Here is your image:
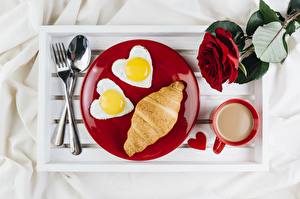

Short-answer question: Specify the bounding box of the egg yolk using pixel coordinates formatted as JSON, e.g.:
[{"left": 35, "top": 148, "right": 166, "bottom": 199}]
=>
[
  {"left": 99, "top": 89, "right": 125, "bottom": 115},
  {"left": 125, "top": 57, "right": 150, "bottom": 82}
]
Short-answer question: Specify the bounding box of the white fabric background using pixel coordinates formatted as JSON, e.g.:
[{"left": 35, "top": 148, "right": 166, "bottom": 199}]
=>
[{"left": 1, "top": 0, "right": 300, "bottom": 198}]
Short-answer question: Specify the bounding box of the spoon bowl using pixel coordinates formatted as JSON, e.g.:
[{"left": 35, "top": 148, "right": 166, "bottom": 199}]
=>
[{"left": 67, "top": 35, "right": 91, "bottom": 72}]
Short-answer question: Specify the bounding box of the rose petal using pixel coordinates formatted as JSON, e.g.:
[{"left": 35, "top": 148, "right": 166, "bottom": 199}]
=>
[
  {"left": 228, "top": 62, "right": 239, "bottom": 83},
  {"left": 216, "top": 28, "right": 240, "bottom": 68},
  {"left": 215, "top": 39, "right": 229, "bottom": 65}
]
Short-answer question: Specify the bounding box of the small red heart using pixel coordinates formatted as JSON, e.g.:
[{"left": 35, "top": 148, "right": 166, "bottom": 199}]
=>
[{"left": 188, "top": 131, "right": 206, "bottom": 150}]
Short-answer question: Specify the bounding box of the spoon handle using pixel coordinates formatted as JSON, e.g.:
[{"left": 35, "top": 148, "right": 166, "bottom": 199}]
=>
[
  {"left": 54, "top": 106, "right": 66, "bottom": 146},
  {"left": 54, "top": 73, "right": 77, "bottom": 146},
  {"left": 63, "top": 78, "right": 81, "bottom": 155}
]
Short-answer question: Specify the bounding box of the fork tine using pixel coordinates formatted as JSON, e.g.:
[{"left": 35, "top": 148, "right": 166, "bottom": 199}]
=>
[
  {"left": 58, "top": 43, "right": 68, "bottom": 68},
  {"left": 51, "top": 44, "right": 59, "bottom": 65},
  {"left": 61, "top": 43, "right": 69, "bottom": 67},
  {"left": 58, "top": 43, "right": 65, "bottom": 61},
  {"left": 61, "top": 43, "right": 68, "bottom": 63},
  {"left": 55, "top": 43, "right": 63, "bottom": 68}
]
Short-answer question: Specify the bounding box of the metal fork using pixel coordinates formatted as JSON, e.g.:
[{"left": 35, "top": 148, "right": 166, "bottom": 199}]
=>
[{"left": 51, "top": 43, "right": 82, "bottom": 155}]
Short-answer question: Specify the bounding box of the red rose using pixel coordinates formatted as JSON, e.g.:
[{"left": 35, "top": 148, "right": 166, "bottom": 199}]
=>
[{"left": 197, "top": 28, "right": 239, "bottom": 92}]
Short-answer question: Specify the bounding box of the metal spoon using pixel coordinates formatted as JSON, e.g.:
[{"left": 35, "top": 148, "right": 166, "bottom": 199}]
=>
[{"left": 54, "top": 35, "right": 91, "bottom": 155}]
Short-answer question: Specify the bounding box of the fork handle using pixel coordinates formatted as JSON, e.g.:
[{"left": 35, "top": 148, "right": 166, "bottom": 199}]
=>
[
  {"left": 63, "top": 82, "right": 82, "bottom": 155},
  {"left": 54, "top": 74, "right": 77, "bottom": 146},
  {"left": 54, "top": 107, "right": 66, "bottom": 146}
]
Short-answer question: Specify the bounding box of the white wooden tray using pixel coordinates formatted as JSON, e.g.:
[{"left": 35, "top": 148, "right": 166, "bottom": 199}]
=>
[{"left": 38, "top": 25, "right": 269, "bottom": 172}]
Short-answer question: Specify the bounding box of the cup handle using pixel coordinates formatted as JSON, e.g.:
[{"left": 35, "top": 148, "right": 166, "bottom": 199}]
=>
[{"left": 213, "top": 137, "right": 225, "bottom": 154}]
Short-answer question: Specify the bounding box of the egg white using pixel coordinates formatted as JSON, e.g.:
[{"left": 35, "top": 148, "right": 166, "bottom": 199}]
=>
[
  {"left": 90, "top": 78, "right": 134, "bottom": 120},
  {"left": 111, "top": 45, "right": 153, "bottom": 88}
]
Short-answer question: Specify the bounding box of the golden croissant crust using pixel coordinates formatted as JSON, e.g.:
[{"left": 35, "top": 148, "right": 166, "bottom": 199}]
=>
[{"left": 124, "top": 81, "right": 185, "bottom": 157}]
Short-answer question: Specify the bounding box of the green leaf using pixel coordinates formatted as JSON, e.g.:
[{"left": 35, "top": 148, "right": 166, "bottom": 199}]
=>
[
  {"left": 281, "top": 33, "right": 289, "bottom": 63},
  {"left": 246, "top": 9, "right": 285, "bottom": 36},
  {"left": 235, "top": 53, "right": 269, "bottom": 84},
  {"left": 287, "top": 0, "right": 300, "bottom": 15},
  {"left": 206, "top": 20, "right": 245, "bottom": 51},
  {"left": 253, "top": 21, "right": 287, "bottom": 63},
  {"left": 286, "top": 18, "right": 300, "bottom": 35},
  {"left": 238, "top": 62, "right": 248, "bottom": 77},
  {"left": 276, "top": 12, "right": 286, "bottom": 22},
  {"left": 283, "top": 34, "right": 288, "bottom": 53},
  {"left": 246, "top": 11, "right": 265, "bottom": 35},
  {"left": 286, "top": 21, "right": 297, "bottom": 34},
  {"left": 259, "top": 0, "right": 280, "bottom": 23}
]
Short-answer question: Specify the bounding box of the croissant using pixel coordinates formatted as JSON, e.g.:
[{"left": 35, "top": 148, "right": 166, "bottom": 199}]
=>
[{"left": 124, "top": 81, "right": 185, "bottom": 157}]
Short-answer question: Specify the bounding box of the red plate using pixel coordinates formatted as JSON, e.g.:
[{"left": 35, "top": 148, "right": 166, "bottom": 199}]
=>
[{"left": 80, "top": 40, "right": 200, "bottom": 160}]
